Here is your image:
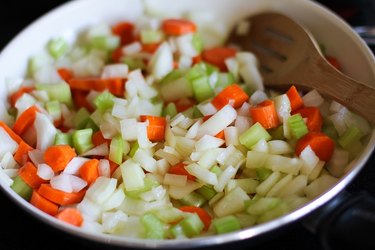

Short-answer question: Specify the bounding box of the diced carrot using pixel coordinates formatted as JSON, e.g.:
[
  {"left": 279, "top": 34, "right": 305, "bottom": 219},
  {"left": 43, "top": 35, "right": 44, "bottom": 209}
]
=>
[
  {"left": 68, "top": 78, "right": 125, "bottom": 97},
  {"left": 211, "top": 84, "right": 248, "bottom": 110},
  {"left": 107, "top": 157, "right": 120, "bottom": 177},
  {"left": 71, "top": 89, "right": 94, "bottom": 112},
  {"left": 18, "top": 162, "right": 48, "bottom": 189},
  {"left": 14, "top": 141, "right": 33, "bottom": 165},
  {"left": 215, "top": 130, "right": 225, "bottom": 140},
  {"left": 293, "top": 107, "right": 323, "bottom": 132},
  {"left": 0, "top": 121, "right": 24, "bottom": 144},
  {"left": 142, "top": 43, "right": 160, "bottom": 54},
  {"left": 111, "top": 21, "right": 135, "bottom": 45},
  {"left": 92, "top": 130, "right": 109, "bottom": 147},
  {"left": 55, "top": 208, "right": 84, "bottom": 227},
  {"left": 295, "top": 132, "right": 335, "bottom": 162},
  {"left": 44, "top": 145, "right": 77, "bottom": 172},
  {"left": 179, "top": 206, "right": 212, "bottom": 230},
  {"left": 13, "top": 105, "right": 39, "bottom": 136},
  {"left": 286, "top": 85, "right": 304, "bottom": 112},
  {"left": 162, "top": 19, "right": 196, "bottom": 36},
  {"left": 111, "top": 47, "right": 124, "bottom": 63},
  {"left": 168, "top": 162, "right": 196, "bottom": 181},
  {"left": 192, "top": 55, "right": 202, "bottom": 65},
  {"left": 139, "top": 115, "right": 167, "bottom": 142},
  {"left": 250, "top": 99, "right": 280, "bottom": 129},
  {"left": 79, "top": 159, "right": 99, "bottom": 185},
  {"left": 173, "top": 98, "right": 196, "bottom": 112},
  {"left": 202, "top": 47, "right": 237, "bottom": 71},
  {"left": 326, "top": 56, "right": 341, "bottom": 71},
  {"left": 9, "top": 86, "right": 34, "bottom": 107},
  {"left": 57, "top": 68, "right": 74, "bottom": 82},
  {"left": 38, "top": 184, "right": 86, "bottom": 206},
  {"left": 30, "top": 190, "right": 59, "bottom": 216}
]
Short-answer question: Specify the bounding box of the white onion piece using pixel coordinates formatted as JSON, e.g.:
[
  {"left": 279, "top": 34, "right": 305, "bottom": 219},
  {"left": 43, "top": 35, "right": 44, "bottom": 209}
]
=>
[
  {"left": 305, "top": 175, "right": 338, "bottom": 199},
  {"left": 185, "top": 119, "right": 202, "bottom": 139},
  {"left": 302, "top": 89, "right": 324, "bottom": 107},
  {"left": 237, "top": 102, "right": 251, "bottom": 117},
  {"left": 186, "top": 163, "right": 218, "bottom": 186},
  {"left": 224, "top": 126, "right": 239, "bottom": 146},
  {"left": 140, "top": 185, "right": 166, "bottom": 202},
  {"left": 0, "top": 127, "right": 18, "bottom": 158},
  {"left": 1, "top": 152, "right": 18, "bottom": 169},
  {"left": 98, "top": 159, "right": 111, "bottom": 177},
  {"left": 64, "top": 157, "right": 89, "bottom": 175},
  {"left": 197, "top": 104, "right": 237, "bottom": 138},
  {"left": 197, "top": 102, "right": 217, "bottom": 116},
  {"left": 81, "top": 143, "right": 109, "bottom": 157},
  {"left": 35, "top": 112, "right": 57, "bottom": 151},
  {"left": 250, "top": 90, "right": 268, "bottom": 105},
  {"left": 168, "top": 180, "right": 203, "bottom": 200},
  {"left": 37, "top": 163, "right": 55, "bottom": 180},
  {"left": 156, "top": 159, "right": 170, "bottom": 175},
  {"left": 102, "top": 211, "right": 128, "bottom": 233},
  {"left": 86, "top": 176, "right": 117, "bottom": 204},
  {"left": 268, "top": 140, "right": 293, "bottom": 155},
  {"left": 195, "top": 135, "right": 225, "bottom": 152},
  {"left": 122, "top": 42, "right": 142, "bottom": 55},
  {"left": 101, "top": 63, "right": 129, "bottom": 79},
  {"left": 163, "top": 173, "right": 187, "bottom": 187},
  {"left": 120, "top": 118, "right": 138, "bottom": 141},
  {"left": 50, "top": 173, "right": 73, "bottom": 193},
  {"left": 234, "top": 115, "right": 251, "bottom": 134},
  {"left": 70, "top": 175, "right": 88, "bottom": 192},
  {"left": 134, "top": 149, "right": 157, "bottom": 173},
  {"left": 214, "top": 165, "right": 237, "bottom": 192},
  {"left": 77, "top": 198, "right": 102, "bottom": 221},
  {"left": 28, "top": 149, "right": 44, "bottom": 166},
  {"left": 299, "top": 145, "right": 320, "bottom": 175},
  {"left": 102, "top": 188, "right": 126, "bottom": 211}
]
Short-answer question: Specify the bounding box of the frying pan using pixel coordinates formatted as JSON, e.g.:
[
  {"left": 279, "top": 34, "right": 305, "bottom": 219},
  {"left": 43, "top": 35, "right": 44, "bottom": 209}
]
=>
[{"left": 0, "top": 0, "right": 374, "bottom": 249}]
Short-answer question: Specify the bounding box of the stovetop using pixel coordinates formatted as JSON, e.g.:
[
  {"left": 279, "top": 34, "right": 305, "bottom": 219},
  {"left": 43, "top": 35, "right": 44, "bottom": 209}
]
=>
[{"left": 0, "top": 1, "right": 374, "bottom": 250}]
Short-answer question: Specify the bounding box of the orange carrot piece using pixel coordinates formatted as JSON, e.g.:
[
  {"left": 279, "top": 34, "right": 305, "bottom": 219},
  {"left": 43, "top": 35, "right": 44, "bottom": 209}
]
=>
[
  {"left": 211, "top": 84, "right": 248, "bottom": 110},
  {"left": 293, "top": 107, "right": 323, "bottom": 132},
  {"left": 111, "top": 21, "right": 135, "bottom": 45},
  {"left": 168, "top": 162, "right": 196, "bottom": 181},
  {"left": 179, "top": 206, "right": 212, "bottom": 230},
  {"left": 286, "top": 85, "right": 304, "bottom": 112},
  {"left": 107, "top": 78, "right": 126, "bottom": 97},
  {"left": 250, "top": 99, "right": 280, "bottom": 129},
  {"left": 92, "top": 130, "right": 109, "bottom": 147},
  {"left": 71, "top": 89, "right": 94, "bottom": 112},
  {"left": 30, "top": 190, "right": 59, "bottom": 216},
  {"left": 0, "top": 121, "right": 24, "bottom": 144},
  {"left": 79, "top": 159, "right": 99, "bottom": 185},
  {"left": 14, "top": 141, "right": 33, "bottom": 165},
  {"left": 9, "top": 86, "right": 34, "bottom": 107},
  {"left": 57, "top": 68, "right": 74, "bottom": 82},
  {"left": 192, "top": 55, "right": 202, "bottom": 65},
  {"left": 111, "top": 47, "right": 124, "bottom": 63},
  {"left": 215, "top": 130, "right": 225, "bottom": 140},
  {"left": 142, "top": 43, "right": 160, "bottom": 54},
  {"left": 68, "top": 78, "right": 125, "bottom": 96},
  {"left": 202, "top": 47, "right": 237, "bottom": 71},
  {"left": 44, "top": 145, "right": 77, "bottom": 172},
  {"left": 295, "top": 132, "right": 335, "bottom": 162},
  {"left": 13, "top": 105, "right": 39, "bottom": 136},
  {"left": 162, "top": 19, "right": 196, "bottom": 36},
  {"left": 55, "top": 208, "right": 84, "bottom": 227},
  {"left": 173, "top": 98, "right": 196, "bottom": 113},
  {"left": 106, "top": 157, "right": 120, "bottom": 177},
  {"left": 18, "top": 162, "right": 48, "bottom": 189},
  {"left": 38, "top": 184, "right": 86, "bottom": 206},
  {"left": 139, "top": 115, "right": 167, "bottom": 142}
]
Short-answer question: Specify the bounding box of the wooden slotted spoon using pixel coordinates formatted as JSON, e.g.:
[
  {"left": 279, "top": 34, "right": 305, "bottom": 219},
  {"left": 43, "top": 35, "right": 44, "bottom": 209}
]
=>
[{"left": 227, "top": 12, "right": 375, "bottom": 124}]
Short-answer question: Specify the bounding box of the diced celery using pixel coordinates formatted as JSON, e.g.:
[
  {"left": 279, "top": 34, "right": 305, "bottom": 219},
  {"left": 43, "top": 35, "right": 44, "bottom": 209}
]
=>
[
  {"left": 109, "top": 135, "right": 124, "bottom": 165},
  {"left": 140, "top": 29, "right": 164, "bottom": 44},
  {"left": 268, "top": 125, "right": 284, "bottom": 140},
  {"left": 247, "top": 197, "right": 281, "bottom": 216},
  {"left": 338, "top": 125, "right": 362, "bottom": 149},
  {"left": 215, "top": 73, "right": 235, "bottom": 89},
  {"left": 48, "top": 37, "right": 68, "bottom": 59},
  {"left": 257, "top": 202, "right": 289, "bottom": 223},
  {"left": 180, "top": 192, "right": 207, "bottom": 207},
  {"left": 210, "top": 165, "right": 222, "bottom": 177},
  {"left": 90, "top": 35, "right": 120, "bottom": 51},
  {"left": 192, "top": 33, "right": 203, "bottom": 53},
  {"left": 36, "top": 83, "right": 73, "bottom": 106},
  {"left": 140, "top": 213, "right": 167, "bottom": 239},
  {"left": 94, "top": 91, "right": 115, "bottom": 113},
  {"left": 256, "top": 168, "right": 273, "bottom": 181},
  {"left": 191, "top": 75, "right": 214, "bottom": 103},
  {"left": 213, "top": 215, "right": 241, "bottom": 234},
  {"left": 128, "top": 142, "right": 139, "bottom": 158},
  {"left": 54, "top": 132, "right": 73, "bottom": 146},
  {"left": 170, "top": 223, "right": 186, "bottom": 238},
  {"left": 160, "top": 69, "right": 184, "bottom": 85},
  {"left": 162, "top": 102, "right": 178, "bottom": 118},
  {"left": 123, "top": 57, "right": 146, "bottom": 70},
  {"left": 186, "top": 63, "right": 207, "bottom": 81},
  {"left": 124, "top": 178, "right": 158, "bottom": 199},
  {"left": 239, "top": 122, "right": 272, "bottom": 149},
  {"left": 192, "top": 105, "right": 203, "bottom": 118},
  {"left": 196, "top": 185, "right": 217, "bottom": 200},
  {"left": 46, "top": 100, "right": 61, "bottom": 121},
  {"left": 288, "top": 114, "right": 308, "bottom": 139},
  {"left": 85, "top": 118, "right": 100, "bottom": 132},
  {"left": 152, "top": 207, "right": 185, "bottom": 224},
  {"left": 73, "top": 107, "right": 91, "bottom": 129},
  {"left": 72, "top": 128, "right": 94, "bottom": 154},
  {"left": 179, "top": 213, "right": 205, "bottom": 237},
  {"left": 10, "top": 176, "right": 33, "bottom": 200},
  {"left": 27, "top": 54, "right": 52, "bottom": 77}
]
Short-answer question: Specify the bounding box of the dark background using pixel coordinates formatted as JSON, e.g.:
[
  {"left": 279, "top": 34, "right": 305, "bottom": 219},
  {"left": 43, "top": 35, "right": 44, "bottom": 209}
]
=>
[{"left": 0, "top": 1, "right": 374, "bottom": 249}]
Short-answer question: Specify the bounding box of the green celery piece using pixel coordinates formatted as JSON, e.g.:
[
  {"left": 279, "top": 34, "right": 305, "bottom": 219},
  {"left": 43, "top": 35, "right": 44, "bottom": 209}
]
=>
[
  {"left": 140, "top": 29, "right": 164, "bottom": 44},
  {"left": 162, "top": 102, "right": 178, "bottom": 118},
  {"left": 247, "top": 197, "right": 281, "bottom": 216},
  {"left": 73, "top": 107, "right": 91, "bottom": 129},
  {"left": 257, "top": 202, "right": 289, "bottom": 224},
  {"left": 196, "top": 185, "right": 217, "bottom": 200},
  {"left": 109, "top": 135, "right": 124, "bottom": 165},
  {"left": 213, "top": 215, "right": 241, "bottom": 234},
  {"left": 210, "top": 165, "right": 223, "bottom": 177},
  {"left": 85, "top": 118, "right": 99, "bottom": 132},
  {"left": 141, "top": 213, "right": 167, "bottom": 239},
  {"left": 152, "top": 208, "right": 185, "bottom": 224},
  {"left": 72, "top": 128, "right": 94, "bottom": 154},
  {"left": 288, "top": 114, "right": 308, "bottom": 139},
  {"left": 338, "top": 125, "right": 362, "bottom": 149},
  {"left": 170, "top": 223, "right": 186, "bottom": 239},
  {"left": 54, "top": 132, "right": 73, "bottom": 146},
  {"left": 256, "top": 168, "right": 273, "bottom": 182},
  {"left": 124, "top": 178, "right": 158, "bottom": 199},
  {"left": 36, "top": 83, "right": 73, "bottom": 106},
  {"left": 94, "top": 91, "right": 115, "bottom": 113},
  {"left": 179, "top": 213, "right": 205, "bottom": 237},
  {"left": 48, "top": 37, "right": 68, "bottom": 59},
  {"left": 268, "top": 125, "right": 284, "bottom": 140},
  {"left": 239, "top": 122, "right": 272, "bottom": 149},
  {"left": 128, "top": 142, "right": 139, "bottom": 158},
  {"left": 11, "top": 176, "right": 33, "bottom": 200},
  {"left": 192, "top": 33, "right": 204, "bottom": 53},
  {"left": 46, "top": 100, "right": 61, "bottom": 120},
  {"left": 123, "top": 57, "right": 146, "bottom": 70},
  {"left": 90, "top": 35, "right": 120, "bottom": 51},
  {"left": 191, "top": 76, "right": 214, "bottom": 103},
  {"left": 216, "top": 72, "right": 235, "bottom": 89},
  {"left": 192, "top": 105, "right": 203, "bottom": 118},
  {"left": 180, "top": 192, "right": 207, "bottom": 207},
  {"left": 160, "top": 69, "right": 184, "bottom": 85},
  {"left": 27, "top": 54, "right": 51, "bottom": 77}
]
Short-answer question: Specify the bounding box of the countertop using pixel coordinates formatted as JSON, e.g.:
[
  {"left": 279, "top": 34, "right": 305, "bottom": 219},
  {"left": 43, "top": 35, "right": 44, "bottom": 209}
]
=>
[{"left": 0, "top": 1, "right": 374, "bottom": 250}]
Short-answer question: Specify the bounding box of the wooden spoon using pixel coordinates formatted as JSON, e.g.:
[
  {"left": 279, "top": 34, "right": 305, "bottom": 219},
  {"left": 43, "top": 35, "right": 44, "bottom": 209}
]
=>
[{"left": 227, "top": 12, "right": 375, "bottom": 124}]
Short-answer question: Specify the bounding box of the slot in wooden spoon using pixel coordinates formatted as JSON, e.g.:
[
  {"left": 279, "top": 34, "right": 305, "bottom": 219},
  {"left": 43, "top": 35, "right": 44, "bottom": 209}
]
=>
[{"left": 227, "top": 12, "right": 375, "bottom": 124}]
